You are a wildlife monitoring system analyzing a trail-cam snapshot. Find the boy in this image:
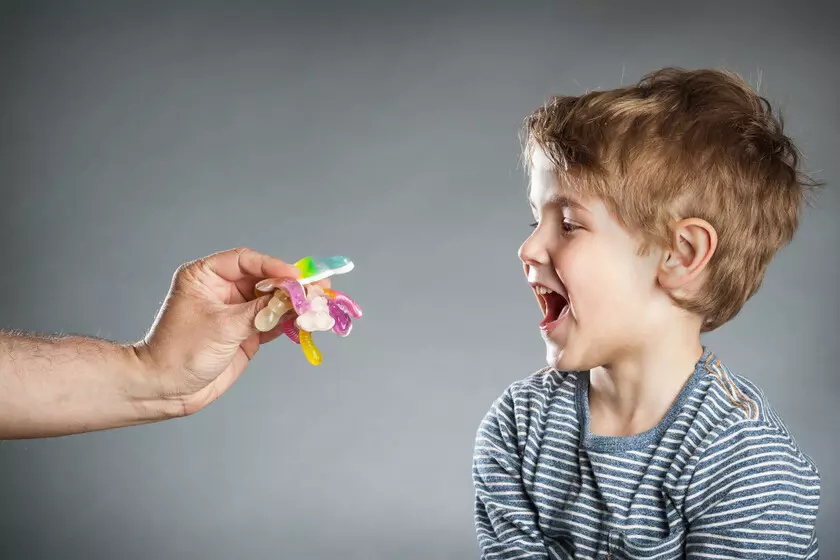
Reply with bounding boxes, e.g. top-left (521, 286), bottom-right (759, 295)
top-left (473, 68), bottom-right (821, 559)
